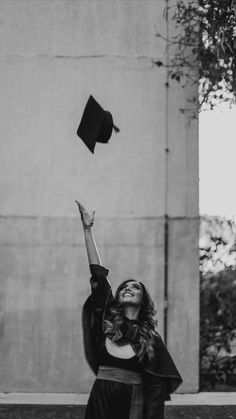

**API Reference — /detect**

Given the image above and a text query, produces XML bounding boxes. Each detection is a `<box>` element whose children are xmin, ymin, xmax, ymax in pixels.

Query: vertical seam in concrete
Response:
<box><xmin>164</xmin><ymin>0</ymin><xmax>170</xmax><ymax>346</ymax></box>
<box><xmin>164</xmin><ymin>1</ymin><xmax>169</xmax><ymax>217</ymax></box>
<box><xmin>49</xmin><ymin>60</ymin><xmax>55</xmax><ymax>215</ymax></box>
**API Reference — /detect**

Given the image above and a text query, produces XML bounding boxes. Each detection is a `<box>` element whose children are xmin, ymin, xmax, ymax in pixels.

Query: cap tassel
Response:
<box><xmin>113</xmin><ymin>124</ymin><xmax>120</xmax><ymax>133</ymax></box>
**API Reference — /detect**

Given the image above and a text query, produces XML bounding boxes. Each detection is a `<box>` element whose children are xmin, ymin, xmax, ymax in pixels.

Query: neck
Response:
<box><xmin>124</xmin><ymin>306</ymin><xmax>140</xmax><ymax>320</ymax></box>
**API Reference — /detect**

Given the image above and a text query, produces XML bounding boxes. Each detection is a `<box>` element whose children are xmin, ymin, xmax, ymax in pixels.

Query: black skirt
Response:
<box><xmin>85</xmin><ymin>378</ymin><xmax>133</xmax><ymax>419</ymax></box>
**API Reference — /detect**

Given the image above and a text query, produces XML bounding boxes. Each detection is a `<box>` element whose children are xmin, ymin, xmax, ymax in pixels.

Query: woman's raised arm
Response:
<box><xmin>75</xmin><ymin>201</ymin><xmax>101</xmax><ymax>266</ymax></box>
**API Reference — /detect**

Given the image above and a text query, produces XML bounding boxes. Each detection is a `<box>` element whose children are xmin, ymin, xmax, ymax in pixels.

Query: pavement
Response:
<box><xmin>0</xmin><ymin>404</ymin><xmax>236</xmax><ymax>419</ymax></box>
<box><xmin>0</xmin><ymin>393</ymin><xmax>235</xmax><ymax>419</ymax></box>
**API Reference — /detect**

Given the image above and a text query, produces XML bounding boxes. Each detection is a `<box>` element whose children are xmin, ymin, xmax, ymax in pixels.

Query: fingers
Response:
<box><xmin>75</xmin><ymin>201</ymin><xmax>95</xmax><ymax>224</ymax></box>
<box><xmin>75</xmin><ymin>202</ymin><xmax>86</xmax><ymax>222</ymax></box>
<box><xmin>75</xmin><ymin>200</ymin><xmax>85</xmax><ymax>211</ymax></box>
<box><xmin>75</xmin><ymin>201</ymin><xmax>87</xmax><ymax>215</ymax></box>
<box><xmin>91</xmin><ymin>209</ymin><xmax>95</xmax><ymax>223</ymax></box>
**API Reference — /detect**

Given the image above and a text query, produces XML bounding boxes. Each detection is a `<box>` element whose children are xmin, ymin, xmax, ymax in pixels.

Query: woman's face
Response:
<box><xmin>118</xmin><ymin>280</ymin><xmax>143</xmax><ymax>307</ymax></box>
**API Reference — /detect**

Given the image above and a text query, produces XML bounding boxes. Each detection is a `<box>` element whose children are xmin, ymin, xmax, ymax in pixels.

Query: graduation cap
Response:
<box><xmin>77</xmin><ymin>95</ymin><xmax>120</xmax><ymax>153</ymax></box>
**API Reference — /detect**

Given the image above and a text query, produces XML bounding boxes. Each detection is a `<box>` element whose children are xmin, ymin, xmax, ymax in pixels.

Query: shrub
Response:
<box><xmin>200</xmin><ymin>267</ymin><xmax>236</xmax><ymax>390</ymax></box>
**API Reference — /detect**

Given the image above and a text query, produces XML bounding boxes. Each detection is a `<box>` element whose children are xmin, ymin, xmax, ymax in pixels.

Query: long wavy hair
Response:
<box><xmin>103</xmin><ymin>279</ymin><xmax>158</xmax><ymax>361</ymax></box>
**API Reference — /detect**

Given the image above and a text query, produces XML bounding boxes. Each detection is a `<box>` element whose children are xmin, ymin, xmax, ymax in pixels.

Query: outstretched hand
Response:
<box><xmin>75</xmin><ymin>201</ymin><xmax>95</xmax><ymax>229</ymax></box>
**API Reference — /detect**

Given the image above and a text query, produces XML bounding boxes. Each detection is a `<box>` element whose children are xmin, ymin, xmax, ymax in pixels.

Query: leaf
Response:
<box><xmin>155</xmin><ymin>0</ymin><xmax>236</xmax><ymax>111</ymax></box>
<box><xmin>155</xmin><ymin>60</ymin><xmax>163</xmax><ymax>67</ymax></box>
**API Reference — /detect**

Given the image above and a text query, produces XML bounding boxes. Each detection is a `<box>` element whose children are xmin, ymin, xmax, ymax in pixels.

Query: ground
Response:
<box><xmin>0</xmin><ymin>405</ymin><xmax>236</xmax><ymax>419</ymax></box>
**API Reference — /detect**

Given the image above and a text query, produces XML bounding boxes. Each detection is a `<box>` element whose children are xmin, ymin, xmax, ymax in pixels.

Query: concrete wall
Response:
<box><xmin>0</xmin><ymin>1</ymin><xmax>199</xmax><ymax>393</ymax></box>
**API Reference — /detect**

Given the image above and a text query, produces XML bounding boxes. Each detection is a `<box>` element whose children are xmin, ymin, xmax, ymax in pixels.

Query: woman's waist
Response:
<box><xmin>96</xmin><ymin>365</ymin><xmax>142</xmax><ymax>385</ymax></box>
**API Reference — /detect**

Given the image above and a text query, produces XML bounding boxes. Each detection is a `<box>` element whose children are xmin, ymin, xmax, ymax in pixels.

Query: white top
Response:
<box><xmin>105</xmin><ymin>337</ymin><xmax>136</xmax><ymax>359</ymax></box>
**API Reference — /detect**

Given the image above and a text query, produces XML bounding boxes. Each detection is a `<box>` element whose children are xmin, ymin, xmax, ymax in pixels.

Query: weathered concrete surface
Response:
<box><xmin>0</xmin><ymin>216</ymin><xmax>165</xmax><ymax>392</ymax></box>
<box><xmin>0</xmin><ymin>0</ymin><xmax>167</xmax><ymax>218</ymax></box>
<box><xmin>168</xmin><ymin>218</ymin><xmax>199</xmax><ymax>393</ymax></box>
<box><xmin>0</xmin><ymin>0</ymin><xmax>199</xmax><ymax>394</ymax></box>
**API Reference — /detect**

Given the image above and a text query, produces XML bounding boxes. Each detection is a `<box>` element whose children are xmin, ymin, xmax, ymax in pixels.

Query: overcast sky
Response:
<box><xmin>199</xmin><ymin>104</ymin><xmax>236</xmax><ymax>220</ymax></box>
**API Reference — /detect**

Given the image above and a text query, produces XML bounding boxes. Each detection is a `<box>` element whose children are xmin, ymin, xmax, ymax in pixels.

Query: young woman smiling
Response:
<box><xmin>76</xmin><ymin>201</ymin><xmax>182</xmax><ymax>419</ymax></box>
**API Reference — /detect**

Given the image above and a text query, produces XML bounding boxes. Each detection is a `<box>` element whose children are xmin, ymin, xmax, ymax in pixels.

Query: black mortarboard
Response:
<box><xmin>77</xmin><ymin>95</ymin><xmax>120</xmax><ymax>153</ymax></box>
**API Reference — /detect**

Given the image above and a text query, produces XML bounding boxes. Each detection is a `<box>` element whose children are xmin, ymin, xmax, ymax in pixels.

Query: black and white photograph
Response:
<box><xmin>0</xmin><ymin>1</ymin><xmax>236</xmax><ymax>418</ymax></box>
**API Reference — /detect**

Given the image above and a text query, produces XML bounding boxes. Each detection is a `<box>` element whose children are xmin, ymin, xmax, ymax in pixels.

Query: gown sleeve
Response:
<box><xmin>89</xmin><ymin>264</ymin><xmax>111</xmax><ymax>313</ymax></box>
<box><xmin>143</xmin><ymin>335</ymin><xmax>183</xmax><ymax>400</ymax></box>
<box><xmin>82</xmin><ymin>264</ymin><xmax>113</xmax><ymax>375</ymax></box>
<box><xmin>142</xmin><ymin>372</ymin><xmax>167</xmax><ymax>419</ymax></box>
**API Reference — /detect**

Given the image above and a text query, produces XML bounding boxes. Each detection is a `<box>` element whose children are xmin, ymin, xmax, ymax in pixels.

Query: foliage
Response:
<box><xmin>200</xmin><ymin>267</ymin><xmax>236</xmax><ymax>390</ymax></box>
<box><xmin>200</xmin><ymin>216</ymin><xmax>236</xmax><ymax>390</ymax></box>
<box><xmin>155</xmin><ymin>0</ymin><xmax>236</xmax><ymax>112</ymax></box>
<box><xmin>200</xmin><ymin>215</ymin><xmax>236</xmax><ymax>274</ymax></box>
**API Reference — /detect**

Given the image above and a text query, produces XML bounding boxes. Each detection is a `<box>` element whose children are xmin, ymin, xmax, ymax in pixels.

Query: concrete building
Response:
<box><xmin>0</xmin><ymin>0</ymin><xmax>199</xmax><ymax>394</ymax></box>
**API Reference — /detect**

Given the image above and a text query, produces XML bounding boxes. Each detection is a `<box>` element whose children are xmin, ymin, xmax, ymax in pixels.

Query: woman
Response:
<box><xmin>76</xmin><ymin>201</ymin><xmax>182</xmax><ymax>419</ymax></box>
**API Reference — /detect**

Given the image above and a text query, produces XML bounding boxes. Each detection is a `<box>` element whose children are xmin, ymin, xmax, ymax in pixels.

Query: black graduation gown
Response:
<box><xmin>82</xmin><ymin>265</ymin><xmax>183</xmax><ymax>419</ymax></box>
